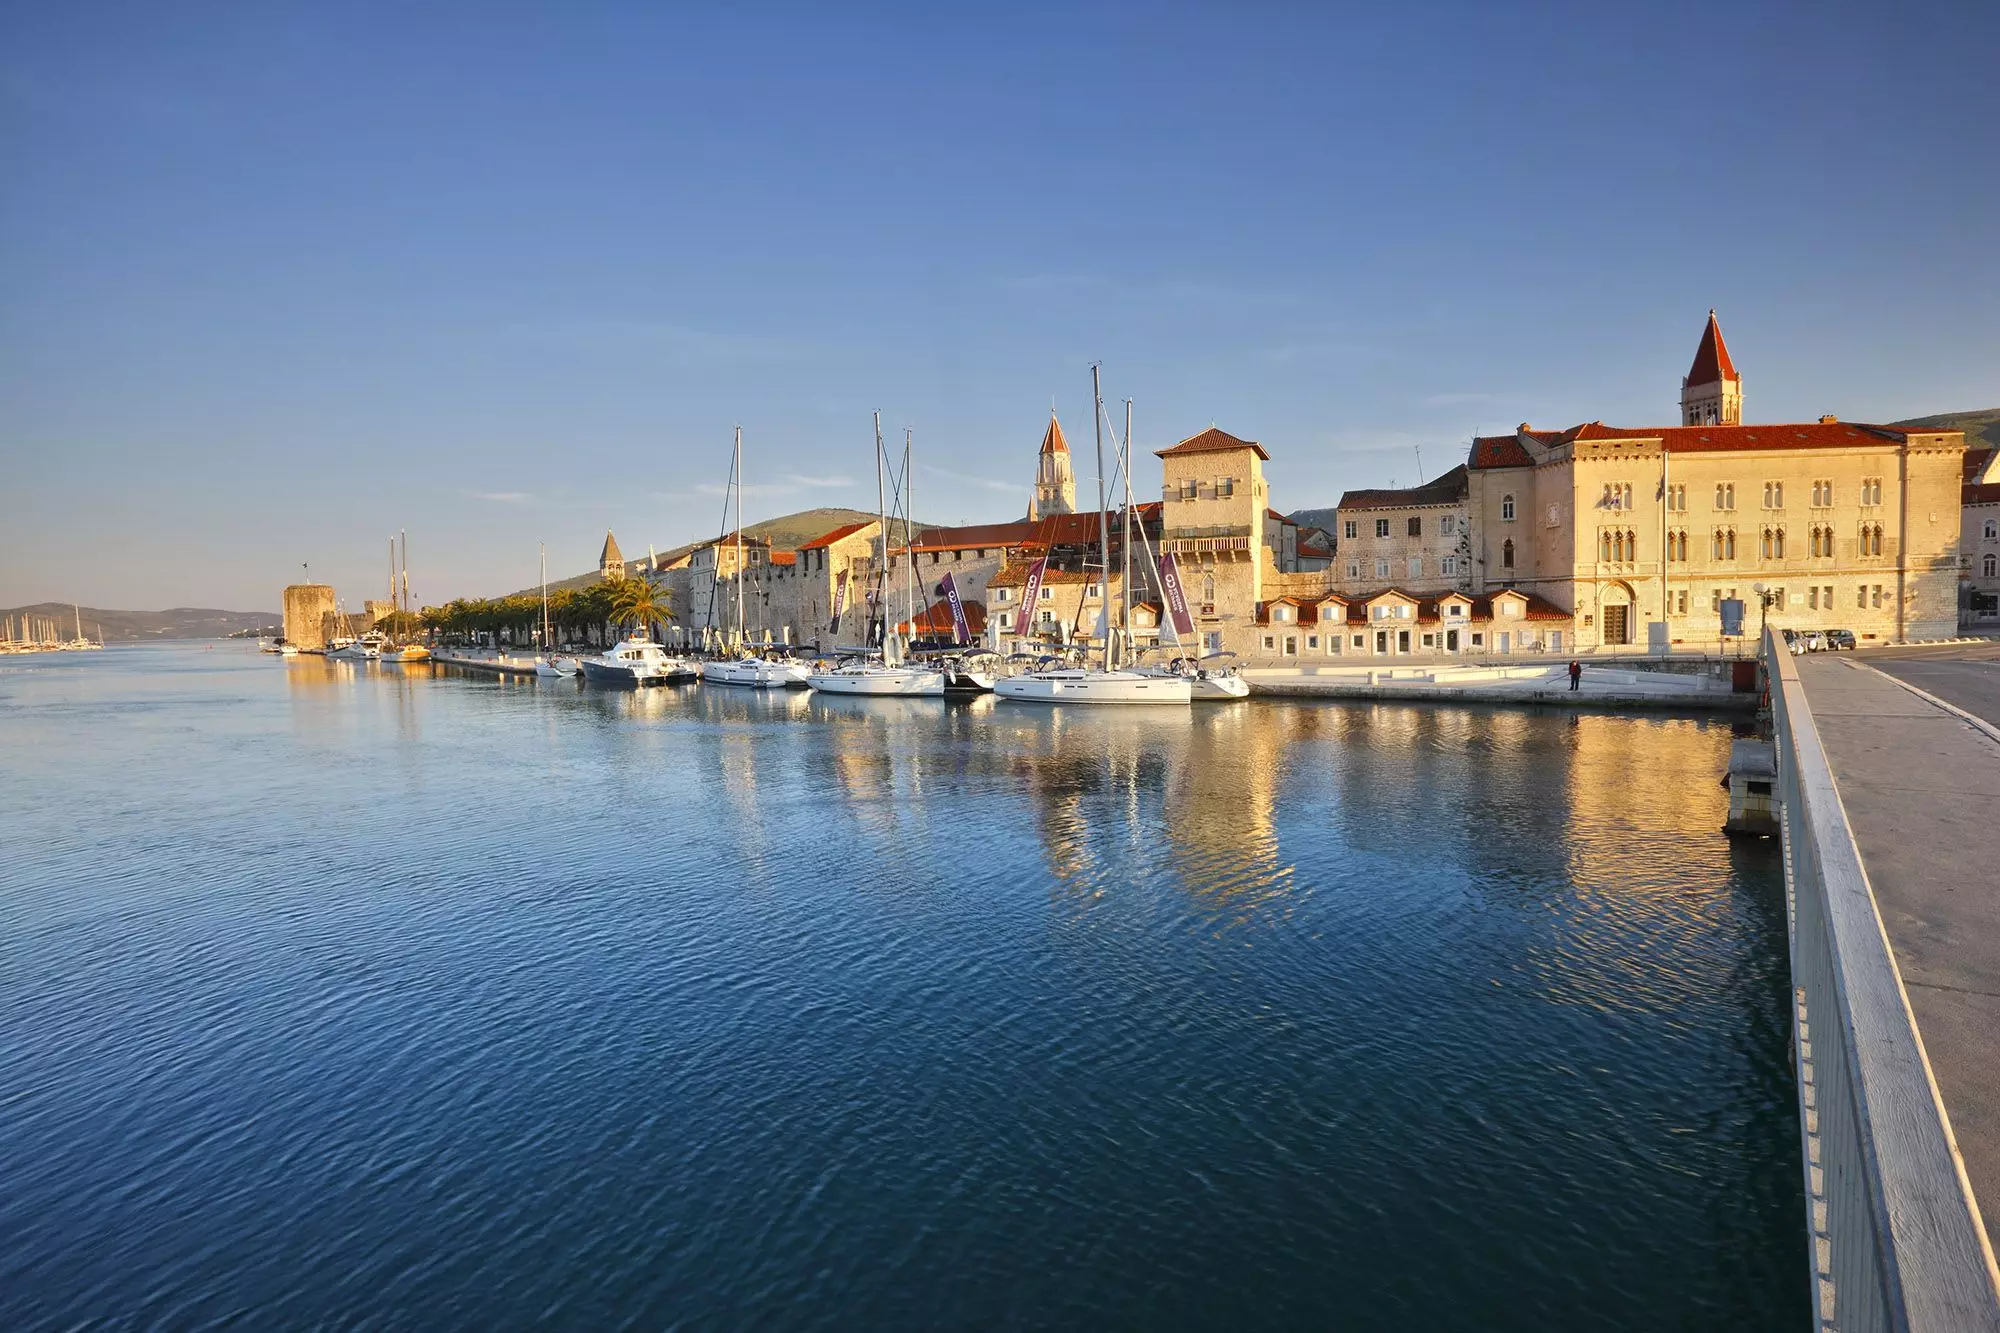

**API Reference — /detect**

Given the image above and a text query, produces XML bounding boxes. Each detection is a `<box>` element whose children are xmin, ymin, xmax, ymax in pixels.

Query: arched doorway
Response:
<box><xmin>1600</xmin><ymin>581</ymin><xmax>1635</xmax><ymax>646</ymax></box>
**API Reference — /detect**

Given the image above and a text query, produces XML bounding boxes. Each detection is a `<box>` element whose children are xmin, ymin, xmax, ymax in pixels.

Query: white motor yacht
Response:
<box><xmin>701</xmin><ymin>656</ymin><xmax>812</xmax><ymax>689</ymax></box>
<box><xmin>581</xmin><ymin>638</ymin><xmax>692</xmax><ymax>686</ymax></box>
<box><xmin>805</xmin><ymin>658</ymin><xmax>946</xmax><ymax>697</ymax></box>
<box><xmin>994</xmin><ymin>665</ymin><xmax>1192</xmax><ymax>704</ymax></box>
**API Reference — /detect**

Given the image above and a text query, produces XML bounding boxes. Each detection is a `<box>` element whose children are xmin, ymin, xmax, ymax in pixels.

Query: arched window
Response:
<box><xmin>1202</xmin><ymin>572</ymin><xmax>1216</xmax><ymax>604</ymax></box>
<box><xmin>1502</xmin><ymin>538</ymin><xmax>1515</xmax><ymax>569</ymax></box>
<box><xmin>1761</xmin><ymin>528</ymin><xmax>1773</xmax><ymax>559</ymax></box>
<box><xmin>1986</xmin><ymin>520</ymin><xmax>1998</xmax><ymax>540</ymax></box>
<box><xmin>1986</xmin><ymin>554</ymin><xmax>1998</xmax><ymax>578</ymax></box>
<box><xmin>1600</xmin><ymin>531</ymin><xmax>1612</xmax><ymax>562</ymax></box>
<box><xmin>1501</xmin><ymin>494</ymin><xmax>1516</xmax><ymax>522</ymax></box>
<box><xmin>1726</xmin><ymin>529</ymin><xmax>1737</xmax><ymax>560</ymax></box>
<box><xmin>1774</xmin><ymin>527</ymin><xmax>1785</xmax><ymax>559</ymax></box>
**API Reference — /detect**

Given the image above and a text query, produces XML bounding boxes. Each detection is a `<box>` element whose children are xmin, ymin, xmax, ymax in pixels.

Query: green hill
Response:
<box><xmin>1891</xmin><ymin>408</ymin><xmax>2000</xmax><ymax>457</ymax></box>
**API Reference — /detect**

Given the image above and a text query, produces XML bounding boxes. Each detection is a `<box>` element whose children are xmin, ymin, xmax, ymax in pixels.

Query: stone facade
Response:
<box><xmin>1964</xmin><ymin>482</ymin><xmax>2000</xmax><ymax>627</ymax></box>
<box><xmin>1468</xmin><ymin>419</ymin><xmax>1965</xmax><ymax>648</ymax></box>
<box><xmin>282</xmin><ymin>584</ymin><xmax>336</xmax><ymax>650</ymax></box>
<box><xmin>1332</xmin><ymin>465</ymin><xmax>1470</xmax><ymax>595</ymax></box>
<box><xmin>1028</xmin><ymin>414</ymin><xmax>1076</xmax><ymax>521</ymax></box>
<box><xmin>1156</xmin><ymin>428</ymin><xmax>1271</xmax><ymax>658</ymax></box>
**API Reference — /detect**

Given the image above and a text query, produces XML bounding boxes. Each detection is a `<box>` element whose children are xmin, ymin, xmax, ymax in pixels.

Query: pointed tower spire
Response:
<box><xmin>599</xmin><ymin>530</ymin><xmax>626</xmax><ymax>581</ymax></box>
<box><xmin>1028</xmin><ymin>411</ymin><xmax>1077</xmax><ymax>520</ymax></box>
<box><xmin>1680</xmin><ymin>310</ymin><xmax>1742</xmax><ymax>426</ymax></box>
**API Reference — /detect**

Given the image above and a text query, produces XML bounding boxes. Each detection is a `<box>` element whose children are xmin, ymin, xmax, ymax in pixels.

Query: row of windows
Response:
<box><xmin>1345</xmin><ymin>555</ymin><xmax>1462</xmax><ymax>580</ymax></box>
<box><xmin>1707</xmin><ymin>585</ymin><xmax>1892</xmax><ymax>612</ymax></box>
<box><xmin>1500</xmin><ymin>477</ymin><xmax>1888</xmax><ymax>525</ymax></box>
<box><xmin>1596</xmin><ymin>524</ymin><xmax>1894</xmax><ymax>564</ymax></box>
<box><xmin>1172</xmin><ymin>477</ymin><xmax>1237</xmax><ymax>500</ymax></box>
<box><xmin>1346</xmin><ymin>515</ymin><xmax>1461</xmax><ymax>540</ymax></box>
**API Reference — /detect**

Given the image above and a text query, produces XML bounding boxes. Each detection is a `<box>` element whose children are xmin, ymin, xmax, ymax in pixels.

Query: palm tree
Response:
<box><xmin>606</xmin><ymin>578</ymin><xmax>673</xmax><ymax>643</ymax></box>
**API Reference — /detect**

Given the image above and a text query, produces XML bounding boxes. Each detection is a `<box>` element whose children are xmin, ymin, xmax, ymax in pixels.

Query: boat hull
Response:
<box><xmin>805</xmin><ymin>668</ymin><xmax>946</xmax><ymax>697</ymax></box>
<box><xmin>702</xmin><ymin>659</ymin><xmax>811</xmax><ymax>689</ymax></box>
<box><xmin>1188</xmin><ymin>673</ymin><xmax>1251</xmax><ymax>700</ymax></box>
<box><xmin>580</xmin><ymin>659</ymin><xmax>663</xmax><ymax>686</ymax></box>
<box><xmin>994</xmin><ymin>670</ymin><xmax>1192</xmax><ymax>704</ymax></box>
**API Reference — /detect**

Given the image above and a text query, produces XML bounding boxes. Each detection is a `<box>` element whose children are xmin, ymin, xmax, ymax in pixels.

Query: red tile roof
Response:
<box><xmin>902</xmin><ymin>598</ymin><xmax>988</xmax><ymax>635</ymax></box>
<box><xmin>1473</xmin><ymin>418</ymin><xmax>1943</xmax><ymax>468</ymax></box>
<box><xmin>798</xmin><ymin>521</ymin><xmax>874</xmax><ymax>551</ymax></box>
<box><xmin>768</xmin><ymin>551</ymin><xmax>797</xmax><ymax>567</ymax></box>
<box><xmin>1965</xmin><ymin>446</ymin><xmax>1995</xmax><ymax>483</ymax></box>
<box><xmin>1966</xmin><ymin>482</ymin><xmax>2000</xmax><ymax>506</ymax></box>
<box><xmin>1684</xmin><ymin>310</ymin><xmax>1738</xmax><ymax>386</ymax></box>
<box><xmin>1572</xmin><ymin>420</ymin><xmax>1914</xmax><ymax>453</ymax></box>
<box><xmin>1156</xmin><ymin>427</ymin><xmax>1270</xmax><ymax>461</ymax></box>
<box><xmin>1338</xmin><ymin>464</ymin><xmax>1469</xmax><ymax>511</ymax></box>
<box><xmin>1040</xmin><ymin>413</ymin><xmax>1068</xmax><ymax>456</ymax></box>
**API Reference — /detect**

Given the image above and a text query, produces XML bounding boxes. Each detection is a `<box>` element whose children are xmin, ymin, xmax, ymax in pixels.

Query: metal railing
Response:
<box><xmin>1767</xmin><ymin>627</ymin><xmax>2000</xmax><ymax>1331</ymax></box>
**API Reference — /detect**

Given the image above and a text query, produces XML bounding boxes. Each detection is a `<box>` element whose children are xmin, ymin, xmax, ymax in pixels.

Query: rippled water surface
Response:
<box><xmin>0</xmin><ymin>645</ymin><xmax>1802</xmax><ymax>1330</ymax></box>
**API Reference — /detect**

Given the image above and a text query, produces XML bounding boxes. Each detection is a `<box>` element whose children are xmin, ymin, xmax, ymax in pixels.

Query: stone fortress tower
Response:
<box><xmin>1681</xmin><ymin>310</ymin><xmax>1742</xmax><ymax>426</ymax></box>
<box><xmin>1027</xmin><ymin>412</ymin><xmax>1077</xmax><ymax>521</ymax></box>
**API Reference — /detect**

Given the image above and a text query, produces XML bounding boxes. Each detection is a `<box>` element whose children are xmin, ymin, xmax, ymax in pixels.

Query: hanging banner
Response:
<box><xmin>829</xmin><ymin>570</ymin><xmax>849</xmax><ymax>633</ymax></box>
<box><xmin>940</xmin><ymin>572</ymin><xmax>970</xmax><ymax>645</ymax></box>
<box><xmin>1018</xmin><ymin>557</ymin><xmax>1049</xmax><ymax>637</ymax></box>
<box><xmin>1159</xmin><ymin>553</ymin><xmax>1196</xmax><ymax>638</ymax></box>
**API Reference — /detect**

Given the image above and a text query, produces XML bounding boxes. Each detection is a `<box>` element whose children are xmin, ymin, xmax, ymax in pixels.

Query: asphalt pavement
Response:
<box><xmin>1861</xmin><ymin>640</ymin><xmax>2000</xmax><ymax>728</ymax></box>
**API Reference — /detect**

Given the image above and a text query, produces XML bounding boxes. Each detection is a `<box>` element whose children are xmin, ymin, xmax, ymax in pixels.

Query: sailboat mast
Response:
<box><xmin>903</xmin><ymin>427</ymin><xmax>916</xmax><ymax>645</ymax></box>
<box><xmin>1121</xmin><ymin>398</ymin><xmax>1134</xmax><ymax>665</ymax></box>
<box><xmin>734</xmin><ymin>426</ymin><xmax>745</xmax><ymax>649</ymax></box>
<box><xmin>541</xmin><ymin>543</ymin><xmax>550</xmax><ymax>650</ymax></box>
<box><xmin>873</xmin><ymin>410</ymin><xmax>888</xmax><ymax>652</ymax></box>
<box><xmin>1091</xmin><ymin>363</ymin><xmax>1113</xmax><ymax>671</ymax></box>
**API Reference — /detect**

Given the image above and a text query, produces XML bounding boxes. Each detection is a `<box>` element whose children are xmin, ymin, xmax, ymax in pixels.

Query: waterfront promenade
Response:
<box><xmin>1796</xmin><ymin>647</ymin><xmax>2000</xmax><ymax>1258</ymax></box>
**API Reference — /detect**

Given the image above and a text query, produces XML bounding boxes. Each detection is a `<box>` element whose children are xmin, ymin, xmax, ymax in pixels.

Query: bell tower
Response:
<box><xmin>1681</xmin><ymin>310</ymin><xmax>1742</xmax><ymax>426</ymax></box>
<box><xmin>1027</xmin><ymin>412</ymin><xmax>1076</xmax><ymax>521</ymax></box>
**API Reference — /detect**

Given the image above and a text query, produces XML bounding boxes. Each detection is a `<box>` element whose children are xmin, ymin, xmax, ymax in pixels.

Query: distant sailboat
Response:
<box><xmin>533</xmin><ymin>544</ymin><xmax>578</xmax><ymax>679</ymax></box>
<box><xmin>702</xmin><ymin>426</ymin><xmax>811</xmax><ymax>688</ymax></box>
<box><xmin>807</xmin><ymin>414</ymin><xmax>944</xmax><ymax>697</ymax></box>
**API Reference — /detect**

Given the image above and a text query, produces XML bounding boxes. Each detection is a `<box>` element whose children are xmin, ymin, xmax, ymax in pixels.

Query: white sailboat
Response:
<box><xmin>380</xmin><ymin>532</ymin><xmax>432</xmax><ymax>663</ymax></box>
<box><xmin>808</xmin><ymin>413</ymin><xmax>943</xmax><ymax>697</ymax></box>
<box><xmin>533</xmin><ymin>544</ymin><xmax>579</xmax><ymax>679</ymax></box>
<box><xmin>996</xmin><ymin>366</ymin><xmax>1191</xmax><ymax>705</ymax></box>
<box><xmin>702</xmin><ymin>426</ymin><xmax>811</xmax><ymax>689</ymax></box>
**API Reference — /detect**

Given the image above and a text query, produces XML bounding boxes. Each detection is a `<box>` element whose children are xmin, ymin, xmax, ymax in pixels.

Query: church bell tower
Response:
<box><xmin>1027</xmin><ymin>412</ymin><xmax>1076</xmax><ymax>521</ymax></box>
<box><xmin>1681</xmin><ymin>310</ymin><xmax>1742</xmax><ymax>426</ymax></box>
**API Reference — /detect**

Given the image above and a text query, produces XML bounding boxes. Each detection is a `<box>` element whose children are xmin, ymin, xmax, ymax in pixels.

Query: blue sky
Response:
<box><xmin>4</xmin><ymin>1</ymin><xmax>1995</xmax><ymax>610</ymax></box>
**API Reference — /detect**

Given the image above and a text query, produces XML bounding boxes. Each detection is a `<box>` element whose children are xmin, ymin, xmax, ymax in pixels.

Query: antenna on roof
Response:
<box><xmin>1415</xmin><ymin>444</ymin><xmax>1424</xmax><ymax>480</ymax></box>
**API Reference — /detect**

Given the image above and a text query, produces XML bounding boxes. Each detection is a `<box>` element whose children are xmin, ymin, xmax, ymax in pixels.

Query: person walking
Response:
<box><xmin>1568</xmin><ymin>659</ymin><xmax>1583</xmax><ymax>692</ymax></box>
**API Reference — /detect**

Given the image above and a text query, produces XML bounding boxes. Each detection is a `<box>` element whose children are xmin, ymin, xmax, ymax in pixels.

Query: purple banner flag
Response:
<box><xmin>1018</xmin><ymin>557</ymin><xmax>1048</xmax><ymax>636</ymax></box>
<box><xmin>939</xmin><ymin>572</ymin><xmax>970</xmax><ymax>645</ymax></box>
<box><xmin>828</xmin><ymin>570</ymin><xmax>848</xmax><ymax>633</ymax></box>
<box><xmin>1158</xmin><ymin>553</ymin><xmax>1195</xmax><ymax>638</ymax></box>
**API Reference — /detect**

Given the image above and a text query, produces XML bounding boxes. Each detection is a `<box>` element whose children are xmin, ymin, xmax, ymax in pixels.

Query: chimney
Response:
<box><xmin>1819</xmin><ymin>414</ymin><xmax>1838</xmax><ymax>424</ymax></box>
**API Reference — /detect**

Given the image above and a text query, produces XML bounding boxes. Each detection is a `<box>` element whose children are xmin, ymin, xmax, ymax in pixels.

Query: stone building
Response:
<box><xmin>282</xmin><ymin>583</ymin><xmax>336</xmax><ymax>650</ymax></box>
<box><xmin>1332</xmin><ymin>464</ymin><xmax>1470</xmax><ymax>595</ymax></box>
<box><xmin>599</xmin><ymin>531</ymin><xmax>625</xmax><ymax>581</ymax></box>
<box><xmin>1463</xmin><ymin>314</ymin><xmax>1965</xmax><ymax>648</ymax></box>
<box><xmin>764</xmin><ymin>519</ymin><xmax>881</xmax><ymax>648</ymax></box>
<box><xmin>363</xmin><ymin>599</ymin><xmax>395</xmax><ymax>627</ymax></box>
<box><xmin>1155</xmin><ymin>428</ymin><xmax>1274</xmax><ymax>657</ymax></box>
<box><xmin>1965</xmin><ymin>480</ymin><xmax>2000</xmax><ymax>627</ymax></box>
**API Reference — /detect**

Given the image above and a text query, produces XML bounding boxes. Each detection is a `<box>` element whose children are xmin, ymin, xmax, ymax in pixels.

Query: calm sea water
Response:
<box><xmin>0</xmin><ymin>644</ymin><xmax>1802</xmax><ymax>1330</ymax></box>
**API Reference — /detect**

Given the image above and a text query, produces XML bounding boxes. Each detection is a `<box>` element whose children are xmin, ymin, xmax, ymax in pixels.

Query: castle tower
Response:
<box><xmin>599</xmin><ymin>530</ymin><xmax>626</xmax><ymax>581</ymax></box>
<box><xmin>1681</xmin><ymin>310</ymin><xmax>1742</xmax><ymax>426</ymax></box>
<box><xmin>1027</xmin><ymin>412</ymin><xmax>1077</xmax><ymax>521</ymax></box>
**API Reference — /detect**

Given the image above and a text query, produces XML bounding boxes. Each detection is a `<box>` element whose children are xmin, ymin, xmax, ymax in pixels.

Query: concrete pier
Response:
<box><xmin>1242</xmin><ymin>660</ymin><xmax>1755</xmax><ymax>710</ymax></box>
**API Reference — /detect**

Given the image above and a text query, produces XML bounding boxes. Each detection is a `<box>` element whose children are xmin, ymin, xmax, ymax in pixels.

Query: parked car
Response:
<box><xmin>1825</xmin><ymin>628</ymin><xmax>1857</xmax><ymax>651</ymax></box>
<box><xmin>1781</xmin><ymin>628</ymin><xmax>1808</xmax><ymax>655</ymax></box>
<box><xmin>1802</xmin><ymin>631</ymin><xmax>1829</xmax><ymax>652</ymax></box>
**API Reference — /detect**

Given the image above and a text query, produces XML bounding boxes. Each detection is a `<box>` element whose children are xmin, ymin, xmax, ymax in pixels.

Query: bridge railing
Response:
<box><xmin>1766</xmin><ymin>628</ymin><xmax>2000</xmax><ymax>1332</ymax></box>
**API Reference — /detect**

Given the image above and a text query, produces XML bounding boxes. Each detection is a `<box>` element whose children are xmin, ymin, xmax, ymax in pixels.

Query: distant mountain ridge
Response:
<box><xmin>1</xmin><ymin>604</ymin><xmax>277</xmax><ymax>641</ymax></box>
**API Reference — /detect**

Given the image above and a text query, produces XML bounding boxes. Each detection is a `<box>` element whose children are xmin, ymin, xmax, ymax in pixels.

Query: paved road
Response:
<box><xmin>1861</xmin><ymin>640</ymin><xmax>2000</xmax><ymax>728</ymax></box>
<box><xmin>1797</xmin><ymin>652</ymin><xmax>2000</xmax><ymax>1252</ymax></box>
